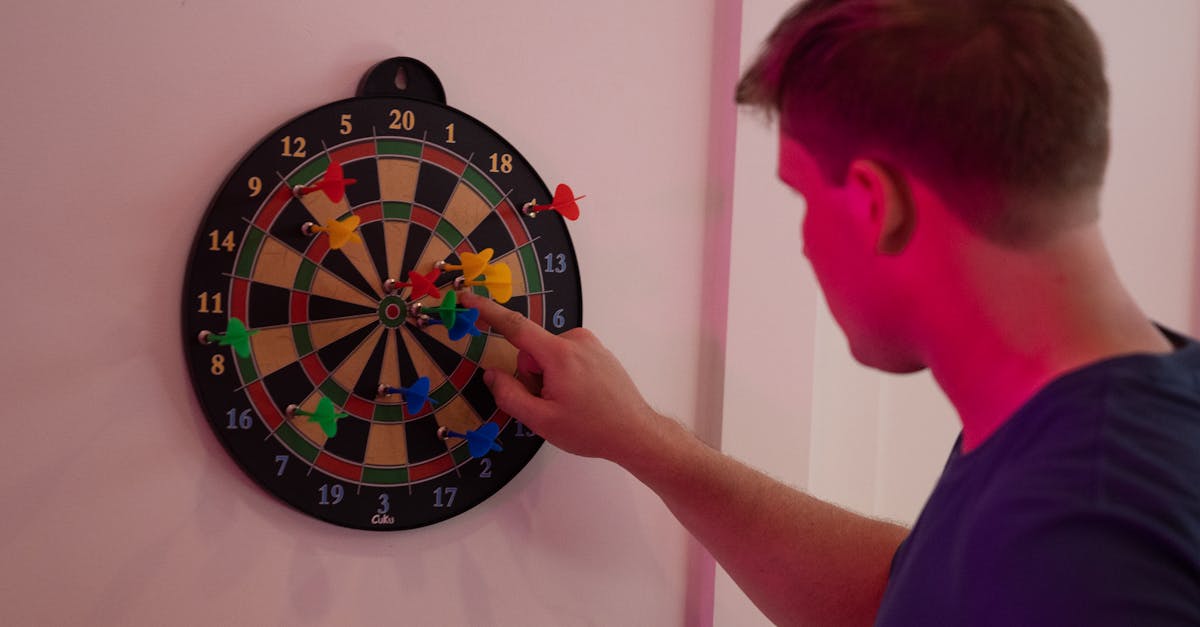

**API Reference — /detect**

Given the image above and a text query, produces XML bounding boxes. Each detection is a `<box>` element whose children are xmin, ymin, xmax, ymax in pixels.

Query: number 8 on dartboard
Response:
<box><xmin>182</xmin><ymin>57</ymin><xmax>584</xmax><ymax>530</ymax></box>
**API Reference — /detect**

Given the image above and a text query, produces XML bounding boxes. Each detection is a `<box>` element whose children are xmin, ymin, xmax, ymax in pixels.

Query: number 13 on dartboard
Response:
<box><xmin>182</xmin><ymin>57</ymin><xmax>584</xmax><ymax>530</ymax></box>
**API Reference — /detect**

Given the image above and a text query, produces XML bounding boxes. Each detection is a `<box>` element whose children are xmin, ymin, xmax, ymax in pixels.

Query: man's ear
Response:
<box><xmin>846</xmin><ymin>159</ymin><xmax>916</xmax><ymax>255</ymax></box>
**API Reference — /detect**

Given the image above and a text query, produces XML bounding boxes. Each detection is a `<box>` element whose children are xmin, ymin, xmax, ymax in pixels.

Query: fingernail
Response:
<box><xmin>483</xmin><ymin>369</ymin><xmax>496</xmax><ymax>386</ymax></box>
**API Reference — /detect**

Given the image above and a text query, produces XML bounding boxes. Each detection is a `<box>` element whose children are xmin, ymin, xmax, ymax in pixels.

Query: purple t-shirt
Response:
<box><xmin>875</xmin><ymin>329</ymin><xmax>1200</xmax><ymax>625</ymax></box>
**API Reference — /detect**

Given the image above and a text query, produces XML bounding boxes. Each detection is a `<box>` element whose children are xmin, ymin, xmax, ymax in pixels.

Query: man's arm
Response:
<box><xmin>462</xmin><ymin>292</ymin><xmax>908</xmax><ymax>626</ymax></box>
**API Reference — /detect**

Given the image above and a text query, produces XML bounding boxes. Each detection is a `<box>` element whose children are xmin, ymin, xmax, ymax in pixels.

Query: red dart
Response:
<box><xmin>525</xmin><ymin>183</ymin><xmax>584</xmax><ymax>220</ymax></box>
<box><xmin>296</xmin><ymin>159</ymin><xmax>358</xmax><ymax>203</ymax></box>
<box><xmin>391</xmin><ymin>268</ymin><xmax>442</xmax><ymax>301</ymax></box>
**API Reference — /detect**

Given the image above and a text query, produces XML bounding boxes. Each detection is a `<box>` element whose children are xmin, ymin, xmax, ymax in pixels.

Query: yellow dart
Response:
<box><xmin>459</xmin><ymin>262</ymin><xmax>512</xmax><ymax>303</ymax></box>
<box><xmin>303</xmin><ymin>215</ymin><xmax>362</xmax><ymax>250</ymax></box>
<box><xmin>436</xmin><ymin>248</ymin><xmax>493</xmax><ymax>280</ymax></box>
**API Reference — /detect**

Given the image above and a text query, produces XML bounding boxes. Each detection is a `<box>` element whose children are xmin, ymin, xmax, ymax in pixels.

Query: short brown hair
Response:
<box><xmin>738</xmin><ymin>0</ymin><xmax>1110</xmax><ymax>242</ymax></box>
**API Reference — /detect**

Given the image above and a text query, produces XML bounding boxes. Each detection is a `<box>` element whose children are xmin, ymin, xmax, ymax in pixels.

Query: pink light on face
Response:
<box><xmin>777</xmin><ymin>133</ymin><xmax>926</xmax><ymax>374</ymax></box>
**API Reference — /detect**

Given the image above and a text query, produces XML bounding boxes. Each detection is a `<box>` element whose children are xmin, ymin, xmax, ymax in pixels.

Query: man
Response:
<box><xmin>461</xmin><ymin>0</ymin><xmax>1200</xmax><ymax>624</ymax></box>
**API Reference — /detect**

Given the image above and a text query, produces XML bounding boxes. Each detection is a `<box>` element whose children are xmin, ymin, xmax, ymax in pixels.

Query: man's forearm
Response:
<box><xmin>617</xmin><ymin>413</ymin><xmax>908</xmax><ymax>626</ymax></box>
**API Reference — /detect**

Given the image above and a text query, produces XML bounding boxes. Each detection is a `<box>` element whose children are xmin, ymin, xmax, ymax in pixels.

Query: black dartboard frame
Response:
<box><xmin>182</xmin><ymin>58</ymin><xmax>582</xmax><ymax>530</ymax></box>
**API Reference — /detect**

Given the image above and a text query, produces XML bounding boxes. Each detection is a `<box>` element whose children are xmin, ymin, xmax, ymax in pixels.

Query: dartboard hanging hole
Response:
<box><xmin>356</xmin><ymin>57</ymin><xmax>447</xmax><ymax>104</ymax></box>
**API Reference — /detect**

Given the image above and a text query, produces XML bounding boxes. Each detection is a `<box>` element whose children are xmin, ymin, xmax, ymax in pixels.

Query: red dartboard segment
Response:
<box><xmin>449</xmin><ymin>361</ymin><xmax>476</xmax><ymax>390</ymax></box>
<box><xmin>527</xmin><ymin>293</ymin><xmax>544</xmax><ymax>326</ymax></box>
<box><xmin>254</xmin><ymin>187</ymin><xmax>293</xmax><ymax>231</ymax></box>
<box><xmin>304</xmin><ymin>236</ymin><xmax>331</xmax><ymax>263</ymax></box>
<box><xmin>316</xmin><ymin>451</ymin><xmax>364</xmax><ymax>482</ymax></box>
<box><xmin>343</xmin><ymin>395</ymin><xmax>374</xmax><ymax>419</ymax></box>
<box><xmin>331</xmin><ymin>141</ymin><xmax>376</xmax><ymax>164</ymax></box>
<box><xmin>453</xmin><ymin>240</ymin><xmax>475</xmax><ymax>257</ymax></box>
<box><xmin>230</xmin><ymin>278</ymin><xmax>250</xmax><ymax>321</ymax></box>
<box><xmin>421</xmin><ymin>144</ymin><xmax>467</xmax><ymax>176</ymax></box>
<box><xmin>353</xmin><ymin>202</ymin><xmax>383</xmax><ymax>223</ymax></box>
<box><xmin>300</xmin><ymin>353</ymin><xmax>329</xmax><ymax>383</ymax></box>
<box><xmin>409</xmin><ymin>453</ymin><xmax>455</xmax><ymax>482</ymax></box>
<box><xmin>410</xmin><ymin>205</ymin><xmax>441</xmax><ymax>231</ymax></box>
<box><xmin>289</xmin><ymin>292</ymin><xmax>309</xmax><ymax>324</ymax></box>
<box><xmin>497</xmin><ymin>201</ymin><xmax>531</xmax><ymax>247</ymax></box>
<box><xmin>247</xmin><ymin>381</ymin><xmax>285</xmax><ymax>430</ymax></box>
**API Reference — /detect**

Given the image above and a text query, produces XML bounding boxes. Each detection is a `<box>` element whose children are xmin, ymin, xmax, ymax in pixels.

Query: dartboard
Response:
<box><xmin>182</xmin><ymin>58</ymin><xmax>582</xmax><ymax>530</ymax></box>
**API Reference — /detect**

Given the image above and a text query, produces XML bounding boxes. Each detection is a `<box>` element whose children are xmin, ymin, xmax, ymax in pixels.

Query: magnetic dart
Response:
<box><xmin>377</xmin><ymin>376</ymin><xmax>436</xmax><ymax>412</ymax></box>
<box><xmin>287</xmin><ymin>397</ymin><xmax>349</xmax><ymax>438</ymax></box>
<box><xmin>413</xmin><ymin>292</ymin><xmax>481</xmax><ymax>341</ymax></box>
<box><xmin>198</xmin><ymin>317</ymin><xmax>258</xmax><ymax>359</ymax></box>
<box><xmin>436</xmin><ymin>248</ymin><xmax>493</xmax><ymax>281</ymax></box>
<box><xmin>302</xmin><ymin>214</ymin><xmax>362</xmax><ymax>250</ymax></box>
<box><xmin>456</xmin><ymin>263</ymin><xmax>512</xmax><ymax>304</ymax></box>
<box><xmin>384</xmin><ymin>268</ymin><xmax>441</xmax><ymax>300</ymax></box>
<box><xmin>439</xmin><ymin>423</ymin><xmax>503</xmax><ymax>458</ymax></box>
<box><xmin>434</xmin><ymin>308</ymin><xmax>481</xmax><ymax>341</ymax></box>
<box><xmin>414</xmin><ymin>291</ymin><xmax>471</xmax><ymax>328</ymax></box>
<box><xmin>294</xmin><ymin>159</ymin><xmax>358</xmax><ymax>202</ymax></box>
<box><xmin>523</xmin><ymin>183</ymin><xmax>585</xmax><ymax>220</ymax></box>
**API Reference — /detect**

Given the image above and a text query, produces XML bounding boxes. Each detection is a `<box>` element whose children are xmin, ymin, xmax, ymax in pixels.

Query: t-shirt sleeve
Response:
<box><xmin>961</xmin><ymin>491</ymin><xmax>1200</xmax><ymax>626</ymax></box>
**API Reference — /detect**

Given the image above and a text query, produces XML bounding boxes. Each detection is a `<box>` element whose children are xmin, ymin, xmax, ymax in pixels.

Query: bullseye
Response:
<box><xmin>377</xmin><ymin>295</ymin><xmax>408</xmax><ymax>329</ymax></box>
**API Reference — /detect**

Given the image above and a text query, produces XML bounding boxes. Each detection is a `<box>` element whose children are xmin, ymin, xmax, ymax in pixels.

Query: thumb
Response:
<box><xmin>484</xmin><ymin>369</ymin><xmax>553</xmax><ymax>430</ymax></box>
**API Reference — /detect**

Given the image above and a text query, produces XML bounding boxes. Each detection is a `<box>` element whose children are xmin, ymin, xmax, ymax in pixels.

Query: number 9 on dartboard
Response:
<box><xmin>182</xmin><ymin>57</ymin><xmax>584</xmax><ymax>530</ymax></box>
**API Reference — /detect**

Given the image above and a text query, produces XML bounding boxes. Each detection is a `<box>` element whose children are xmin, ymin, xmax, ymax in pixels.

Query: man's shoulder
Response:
<box><xmin>878</xmin><ymin>342</ymin><xmax>1200</xmax><ymax>625</ymax></box>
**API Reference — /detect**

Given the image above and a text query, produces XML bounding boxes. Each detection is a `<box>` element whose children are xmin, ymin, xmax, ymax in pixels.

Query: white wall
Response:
<box><xmin>0</xmin><ymin>1</ymin><xmax>725</xmax><ymax>624</ymax></box>
<box><xmin>719</xmin><ymin>1</ymin><xmax>1200</xmax><ymax>624</ymax></box>
<box><xmin>2</xmin><ymin>1</ymin><xmax>1197</xmax><ymax>625</ymax></box>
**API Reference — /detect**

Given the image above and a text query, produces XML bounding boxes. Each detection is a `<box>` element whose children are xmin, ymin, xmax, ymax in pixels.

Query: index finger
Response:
<box><xmin>459</xmin><ymin>289</ymin><xmax>558</xmax><ymax>358</ymax></box>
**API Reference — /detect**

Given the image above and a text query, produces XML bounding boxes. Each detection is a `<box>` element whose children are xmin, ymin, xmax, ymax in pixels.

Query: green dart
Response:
<box><xmin>198</xmin><ymin>317</ymin><xmax>258</xmax><ymax>359</ymax></box>
<box><xmin>287</xmin><ymin>397</ymin><xmax>350</xmax><ymax>438</ymax></box>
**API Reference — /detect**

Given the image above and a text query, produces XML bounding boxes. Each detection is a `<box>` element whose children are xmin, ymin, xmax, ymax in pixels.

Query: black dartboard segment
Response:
<box><xmin>182</xmin><ymin>58</ymin><xmax>582</xmax><ymax>530</ymax></box>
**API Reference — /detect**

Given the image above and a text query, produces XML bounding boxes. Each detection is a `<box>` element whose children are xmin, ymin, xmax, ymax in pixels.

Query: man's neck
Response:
<box><xmin>919</xmin><ymin>223</ymin><xmax>1172</xmax><ymax>453</ymax></box>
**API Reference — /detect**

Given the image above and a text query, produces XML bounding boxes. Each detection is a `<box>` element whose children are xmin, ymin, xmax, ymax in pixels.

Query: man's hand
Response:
<box><xmin>461</xmin><ymin>290</ymin><xmax>905</xmax><ymax>626</ymax></box>
<box><xmin>459</xmin><ymin>290</ymin><xmax>658</xmax><ymax>465</ymax></box>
